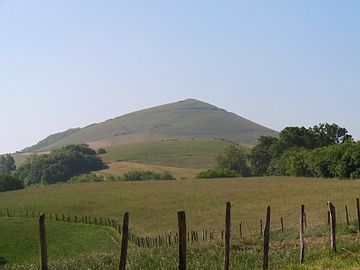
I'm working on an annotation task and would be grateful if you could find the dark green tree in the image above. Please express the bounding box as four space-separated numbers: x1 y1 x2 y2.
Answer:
311 123 352 146
0 154 16 174
16 144 107 185
0 174 24 192
249 136 280 176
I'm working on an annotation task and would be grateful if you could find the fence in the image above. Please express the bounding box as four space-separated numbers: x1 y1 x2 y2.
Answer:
2 197 360 269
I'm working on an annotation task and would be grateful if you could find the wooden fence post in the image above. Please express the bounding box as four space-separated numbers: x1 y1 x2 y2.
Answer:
39 214 48 270
224 202 231 270
239 221 243 238
300 204 305 264
356 198 360 233
178 211 187 270
263 206 271 270
260 219 263 237
328 202 336 252
327 211 330 225
119 212 129 270
345 205 350 226
280 217 284 232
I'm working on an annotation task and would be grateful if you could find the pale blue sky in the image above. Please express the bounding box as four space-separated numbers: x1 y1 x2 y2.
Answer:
0 1 359 153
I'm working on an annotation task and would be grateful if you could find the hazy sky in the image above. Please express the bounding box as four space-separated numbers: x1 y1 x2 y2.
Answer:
0 1 359 154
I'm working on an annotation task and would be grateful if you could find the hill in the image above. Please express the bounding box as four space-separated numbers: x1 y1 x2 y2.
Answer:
23 99 277 152
101 139 243 168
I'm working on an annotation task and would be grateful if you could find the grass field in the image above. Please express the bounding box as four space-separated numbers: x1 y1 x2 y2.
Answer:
2 177 360 269
2 220 360 269
101 139 243 168
0 217 119 265
1 177 360 236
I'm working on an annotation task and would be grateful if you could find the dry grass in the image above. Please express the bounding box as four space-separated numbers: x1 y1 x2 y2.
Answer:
1 177 360 236
97 161 201 179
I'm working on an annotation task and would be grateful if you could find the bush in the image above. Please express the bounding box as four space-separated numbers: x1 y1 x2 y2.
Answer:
271 149 311 177
68 173 105 183
197 168 239 179
268 142 360 179
122 170 175 181
0 174 24 192
97 148 106 155
216 146 250 176
0 256 7 265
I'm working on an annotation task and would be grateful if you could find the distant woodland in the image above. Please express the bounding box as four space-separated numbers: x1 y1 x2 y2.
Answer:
199 123 360 179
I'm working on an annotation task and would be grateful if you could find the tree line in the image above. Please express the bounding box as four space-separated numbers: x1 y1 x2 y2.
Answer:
198 123 360 179
0 144 107 192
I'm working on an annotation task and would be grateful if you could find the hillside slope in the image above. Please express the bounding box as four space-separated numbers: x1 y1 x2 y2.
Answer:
24 99 278 152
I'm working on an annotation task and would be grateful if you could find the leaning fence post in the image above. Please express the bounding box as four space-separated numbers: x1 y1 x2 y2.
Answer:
119 212 129 270
300 204 305 264
39 214 48 270
328 201 336 252
178 211 187 270
224 202 231 270
263 206 271 270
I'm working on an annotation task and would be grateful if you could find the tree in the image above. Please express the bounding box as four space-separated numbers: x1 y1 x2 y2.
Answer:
16 144 107 185
278 123 353 151
311 123 352 146
279 126 314 150
0 154 16 174
249 136 280 176
0 174 24 192
216 145 250 176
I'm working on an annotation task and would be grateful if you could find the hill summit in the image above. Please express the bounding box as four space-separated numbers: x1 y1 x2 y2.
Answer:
23 99 278 152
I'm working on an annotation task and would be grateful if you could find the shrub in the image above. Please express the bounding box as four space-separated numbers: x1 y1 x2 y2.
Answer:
0 256 7 265
68 173 105 183
105 175 116 181
122 170 175 181
0 174 24 192
216 146 250 176
97 148 106 155
197 168 239 179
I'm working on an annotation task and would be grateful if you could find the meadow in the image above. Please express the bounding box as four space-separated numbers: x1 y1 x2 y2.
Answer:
1 177 360 235
2 176 360 268
2 216 360 269
0 217 119 265
4 139 360 269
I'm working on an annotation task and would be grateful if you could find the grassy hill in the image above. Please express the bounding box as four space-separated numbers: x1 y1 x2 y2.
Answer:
101 139 243 168
23 99 278 152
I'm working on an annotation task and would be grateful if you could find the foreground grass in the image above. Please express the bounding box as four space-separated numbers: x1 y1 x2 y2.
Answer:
0 217 119 265
101 139 240 168
4 237 360 269
1 177 360 235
